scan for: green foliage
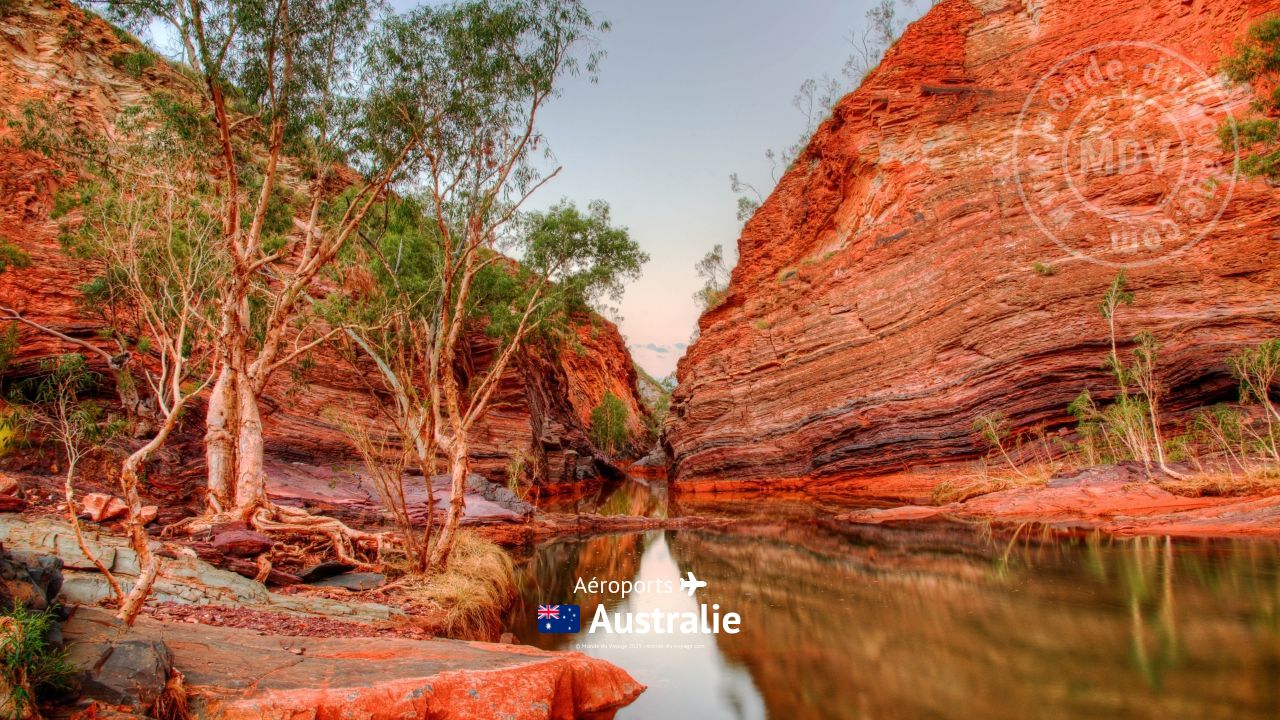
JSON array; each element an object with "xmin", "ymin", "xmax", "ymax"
[
  {"xmin": 1219, "ymin": 16, "xmax": 1280, "ymax": 178},
  {"xmin": 109, "ymin": 49, "xmax": 155, "ymax": 78},
  {"xmin": 0, "ymin": 240, "xmax": 30, "ymax": 274},
  {"xmin": 1031, "ymin": 261, "xmax": 1056, "ymax": 277},
  {"xmin": 0, "ymin": 324, "xmax": 17, "ymax": 377},
  {"xmin": 973, "ymin": 411, "xmax": 1011, "ymax": 448},
  {"xmin": 0, "ymin": 605, "xmax": 77, "ymax": 716},
  {"xmin": 1098, "ymin": 271, "xmax": 1134, "ymax": 322},
  {"xmin": 693, "ymin": 244, "xmax": 730, "ymax": 311},
  {"xmin": 590, "ymin": 391, "xmax": 629, "ymax": 456},
  {"xmin": 1228, "ymin": 339, "xmax": 1280, "ymax": 405}
]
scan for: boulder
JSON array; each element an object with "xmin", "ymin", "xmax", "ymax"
[
  {"xmin": 135, "ymin": 506, "xmax": 158, "ymax": 526},
  {"xmin": 0, "ymin": 546, "xmax": 62, "ymax": 612},
  {"xmin": 80, "ymin": 494, "xmax": 128, "ymax": 523},
  {"xmin": 465, "ymin": 473, "xmax": 535, "ymax": 518},
  {"xmin": 73, "ymin": 637, "xmax": 174, "ymax": 711},
  {"xmin": 309, "ymin": 572, "xmax": 385, "ymax": 591},
  {"xmin": 209, "ymin": 529, "xmax": 272, "ymax": 558},
  {"xmin": 298, "ymin": 561, "xmax": 355, "ymax": 583},
  {"xmin": 0, "ymin": 475, "xmax": 20, "ymax": 496}
]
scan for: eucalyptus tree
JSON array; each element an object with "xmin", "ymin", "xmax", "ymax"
[
  {"xmin": 35, "ymin": 103, "xmax": 229, "ymax": 623},
  {"xmin": 97, "ymin": 0, "xmax": 429, "ymax": 537},
  {"xmin": 335, "ymin": 0, "xmax": 638, "ymax": 569},
  {"xmin": 347, "ymin": 197, "xmax": 644, "ymax": 570}
]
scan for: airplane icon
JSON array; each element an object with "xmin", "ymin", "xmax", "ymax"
[{"xmin": 679, "ymin": 571, "xmax": 707, "ymax": 597}]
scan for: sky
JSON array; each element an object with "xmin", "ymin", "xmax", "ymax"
[{"xmin": 463, "ymin": 0, "xmax": 890, "ymax": 378}]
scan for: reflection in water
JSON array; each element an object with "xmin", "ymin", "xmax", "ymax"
[
  {"xmin": 506, "ymin": 513, "xmax": 1280, "ymax": 719},
  {"xmin": 537, "ymin": 475, "xmax": 669, "ymax": 517}
]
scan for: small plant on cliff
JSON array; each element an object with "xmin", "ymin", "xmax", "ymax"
[
  {"xmin": 590, "ymin": 391, "xmax": 630, "ymax": 457},
  {"xmin": 1227, "ymin": 339, "xmax": 1280, "ymax": 461},
  {"xmin": 109, "ymin": 50, "xmax": 155, "ymax": 79},
  {"xmin": 1070, "ymin": 273, "xmax": 1183, "ymax": 478},
  {"xmin": 1218, "ymin": 16, "xmax": 1280, "ymax": 178},
  {"xmin": 973, "ymin": 411, "xmax": 1027, "ymax": 479},
  {"xmin": 0, "ymin": 240, "xmax": 30, "ymax": 275},
  {"xmin": 692, "ymin": 244, "xmax": 731, "ymax": 311},
  {"xmin": 1031, "ymin": 261, "xmax": 1056, "ymax": 277},
  {"xmin": 0, "ymin": 605, "xmax": 76, "ymax": 718}
]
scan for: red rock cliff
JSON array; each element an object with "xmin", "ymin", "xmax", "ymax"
[
  {"xmin": 668, "ymin": 0, "xmax": 1280, "ymax": 486},
  {"xmin": 0, "ymin": 0, "xmax": 648, "ymax": 489}
]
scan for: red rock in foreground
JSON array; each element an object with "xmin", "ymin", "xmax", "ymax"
[
  {"xmin": 65, "ymin": 609, "xmax": 644, "ymax": 720},
  {"xmin": 668, "ymin": 0, "xmax": 1280, "ymax": 486}
]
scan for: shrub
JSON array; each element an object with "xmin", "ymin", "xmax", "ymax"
[
  {"xmin": 0, "ymin": 240, "xmax": 30, "ymax": 274},
  {"xmin": 0, "ymin": 605, "xmax": 76, "ymax": 717},
  {"xmin": 590, "ymin": 391, "xmax": 629, "ymax": 456},
  {"xmin": 109, "ymin": 50, "xmax": 155, "ymax": 79},
  {"xmin": 1031, "ymin": 261, "xmax": 1055, "ymax": 276}
]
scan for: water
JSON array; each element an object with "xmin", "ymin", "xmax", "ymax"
[{"xmin": 506, "ymin": 479, "xmax": 1280, "ymax": 719}]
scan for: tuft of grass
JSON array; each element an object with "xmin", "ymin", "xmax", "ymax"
[
  {"xmin": 0, "ymin": 605, "xmax": 77, "ymax": 717},
  {"xmin": 931, "ymin": 462, "xmax": 1055, "ymax": 505},
  {"xmin": 388, "ymin": 532, "xmax": 515, "ymax": 641},
  {"xmin": 1031, "ymin": 261, "xmax": 1056, "ymax": 276}
]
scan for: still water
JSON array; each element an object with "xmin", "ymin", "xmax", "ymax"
[{"xmin": 506, "ymin": 478, "xmax": 1280, "ymax": 719}]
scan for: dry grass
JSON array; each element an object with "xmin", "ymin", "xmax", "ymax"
[
  {"xmin": 386, "ymin": 531, "xmax": 515, "ymax": 641},
  {"xmin": 931, "ymin": 462, "xmax": 1057, "ymax": 505},
  {"xmin": 1158, "ymin": 465, "xmax": 1280, "ymax": 498}
]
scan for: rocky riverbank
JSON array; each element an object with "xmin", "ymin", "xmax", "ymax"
[{"xmin": 0, "ymin": 515, "xmax": 645, "ymax": 718}]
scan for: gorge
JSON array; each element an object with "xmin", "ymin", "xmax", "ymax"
[{"xmin": 0, "ymin": 0, "xmax": 1277, "ymax": 718}]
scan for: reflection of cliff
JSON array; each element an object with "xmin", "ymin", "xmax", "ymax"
[
  {"xmin": 507, "ymin": 531, "xmax": 653, "ymax": 648},
  {"xmin": 669, "ymin": 529, "xmax": 1280, "ymax": 720}
]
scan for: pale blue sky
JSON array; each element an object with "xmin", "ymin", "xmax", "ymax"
[{"xmin": 506, "ymin": 0, "xmax": 889, "ymax": 377}]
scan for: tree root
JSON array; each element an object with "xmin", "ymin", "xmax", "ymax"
[{"xmin": 166, "ymin": 502, "xmax": 388, "ymax": 570}]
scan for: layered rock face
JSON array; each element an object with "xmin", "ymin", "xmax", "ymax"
[
  {"xmin": 668, "ymin": 0, "xmax": 1280, "ymax": 486},
  {"xmin": 0, "ymin": 1, "xmax": 647, "ymax": 490}
]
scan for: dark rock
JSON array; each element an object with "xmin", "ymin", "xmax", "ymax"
[
  {"xmin": 0, "ymin": 545, "xmax": 61, "ymax": 611},
  {"xmin": 0, "ymin": 494, "xmax": 26, "ymax": 512},
  {"xmin": 9, "ymin": 551, "xmax": 63, "ymax": 608},
  {"xmin": 465, "ymin": 473, "xmax": 535, "ymax": 518},
  {"xmin": 309, "ymin": 572, "xmax": 386, "ymax": 591},
  {"xmin": 224, "ymin": 558, "xmax": 303, "ymax": 587},
  {"xmin": 210, "ymin": 529, "xmax": 272, "ymax": 557},
  {"xmin": 76, "ymin": 638, "xmax": 174, "ymax": 710},
  {"xmin": 299, "ymin": 561, "xmax": 355, "ymax": 583}
]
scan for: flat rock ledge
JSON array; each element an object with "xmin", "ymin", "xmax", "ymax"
[
  {"xmin": 0, "ymin": 517, "xmax": 400, "ymax": 622},
  {"xmin": 65, "ymin": 608, "xmax": 644, "ymax": 720}
]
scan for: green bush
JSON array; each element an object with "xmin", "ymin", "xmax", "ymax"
[
  {"xmin": 109, "ymin": 50, "xmax": 155, "ymax": 79},
  {"xmin": 0, "ymin": 605, "xmax": 76, "ymax": 717},
  {"xmin": 590, "ymin": 391, "xmax": 630, "ymax": 456},
  {"xmin": 0, "ymin": 240, "xmax": 30, "ymax": 274}
]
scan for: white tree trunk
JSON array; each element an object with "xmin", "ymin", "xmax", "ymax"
[
  {"xmin": 204, "ymin": 367, "xmax": 236, "ymax": 512},
  {"xmin": 430, "ymin": 438, "xmax": 469, "ymax": 571},
  {"xmin": 233, "ymin": 376, "xmax": 267, "ymax": 518}
]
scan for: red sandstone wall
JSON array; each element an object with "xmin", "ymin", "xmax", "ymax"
[{"xmin": 668, "ymin": 0, "xmax": 1280, "ymax": 485}]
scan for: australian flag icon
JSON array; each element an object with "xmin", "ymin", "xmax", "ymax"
[{"xmin": 536, "ymin": 604, "xmax": 580, "ymax": 633}]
